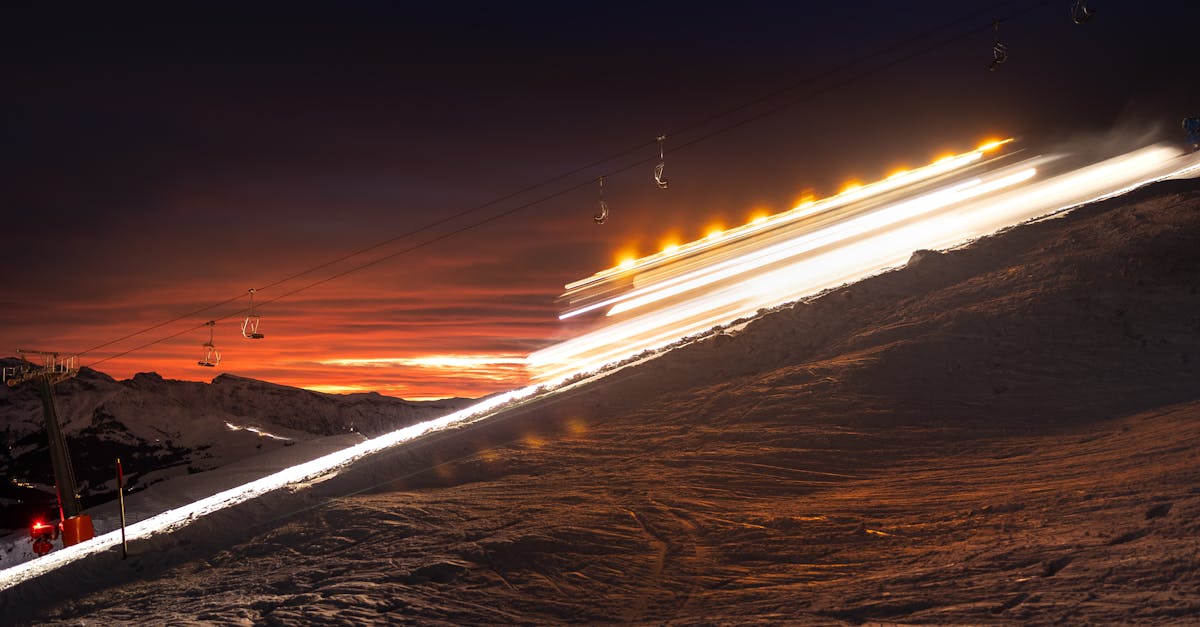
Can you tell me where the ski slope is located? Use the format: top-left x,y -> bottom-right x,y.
3,136 -> 1200,595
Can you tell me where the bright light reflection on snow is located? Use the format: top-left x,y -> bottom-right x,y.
224,422 -> 292,441
0,386 -> 541,592
4,140 -> 1199,593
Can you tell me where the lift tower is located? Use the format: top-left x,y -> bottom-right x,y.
2,349 -> 95,546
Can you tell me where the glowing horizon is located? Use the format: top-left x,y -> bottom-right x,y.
5,141 -> 1008,401
8,135 -> 1187,402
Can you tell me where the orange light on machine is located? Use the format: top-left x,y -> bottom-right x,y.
590,135 -> 1015,282
611,244 -> 640,269
792,188 -> 817,207
978,137 -> 1014,152
747,208 -> 771,225
840,180 -> 863,194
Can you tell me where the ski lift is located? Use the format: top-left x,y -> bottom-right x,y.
989,19 -> 1008,72
241,288 -> 264,339
653,135 -> 669,189
594,176 -> 609,224
198,320 -> 220,367
1071,0 -> 1094,24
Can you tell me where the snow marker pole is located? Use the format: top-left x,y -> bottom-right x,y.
117,457 -> 127,559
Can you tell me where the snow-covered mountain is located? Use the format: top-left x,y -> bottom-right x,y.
0,368 -> 473,532
5,177 -> 1200,624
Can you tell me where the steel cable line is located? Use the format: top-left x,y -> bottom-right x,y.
77,0 -> 1038,362
659,0 -> 1039,140
75,294 -> 247,360
664,0 -> 1055,158
86,179 -> 603,368
255,0 -> 1044,302
256,0 -> 1060,300
81,0 -> 1056,369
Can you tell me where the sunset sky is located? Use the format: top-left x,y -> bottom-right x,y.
2,1 -> 1197,399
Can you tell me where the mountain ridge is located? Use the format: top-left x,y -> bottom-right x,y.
0,366 -> 474,531
5,176 -> 1200,624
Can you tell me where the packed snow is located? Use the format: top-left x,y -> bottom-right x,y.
0,167 -> 1198,623
0,370 -> 473,570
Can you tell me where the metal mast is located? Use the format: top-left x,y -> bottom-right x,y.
3,350 -> 92,543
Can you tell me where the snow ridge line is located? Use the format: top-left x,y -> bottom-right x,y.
0,385 -> 543,592
0,339 -> 691,594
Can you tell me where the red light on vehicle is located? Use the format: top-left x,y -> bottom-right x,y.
30,520 -> 57,557
31,519 -> 59,539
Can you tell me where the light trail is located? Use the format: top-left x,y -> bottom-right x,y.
558,141 -> 1005,316
0,385 -> 546,592
530,140 -> 1200,383
224,422 -> 292,441
605,169 -> 1036,318
4,137 -> 1196,593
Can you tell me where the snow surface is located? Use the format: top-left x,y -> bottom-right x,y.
5,178 -> 1200,624
0,370 -> 473,569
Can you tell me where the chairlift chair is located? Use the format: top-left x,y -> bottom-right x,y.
1071,0 -> 1094,24
241,316 -> 264,340
594,177 -> 609,224
242,288 -> 265,339
989,19 -> 1008,72
198,321 -> 220,367
199,344 -> 220,367
653,135 -> 669,189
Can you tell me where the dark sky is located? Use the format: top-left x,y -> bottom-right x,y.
2,1 -> 1198,398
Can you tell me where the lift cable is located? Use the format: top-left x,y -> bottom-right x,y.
79,0 -> 1057,369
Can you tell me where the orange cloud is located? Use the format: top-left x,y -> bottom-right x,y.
0,221 -> 593,399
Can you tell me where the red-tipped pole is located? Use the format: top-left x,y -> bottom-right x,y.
116,457 -> 127,559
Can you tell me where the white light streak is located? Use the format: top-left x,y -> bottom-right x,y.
0,386 -> 544,592
8,139 -> 1196,594
224,422 -> 292,441
561,146 -> 988,295
608,168 -> 1037,318
532,142 -> 1200,382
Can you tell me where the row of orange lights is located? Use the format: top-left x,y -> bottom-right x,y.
608,138 -> 1011,270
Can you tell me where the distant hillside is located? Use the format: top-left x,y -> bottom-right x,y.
8,174 -> 1200,626
0,368 -> 472,531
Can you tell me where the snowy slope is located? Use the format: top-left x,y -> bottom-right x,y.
0,369 -> 472,532
5,178 -> 1200,624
